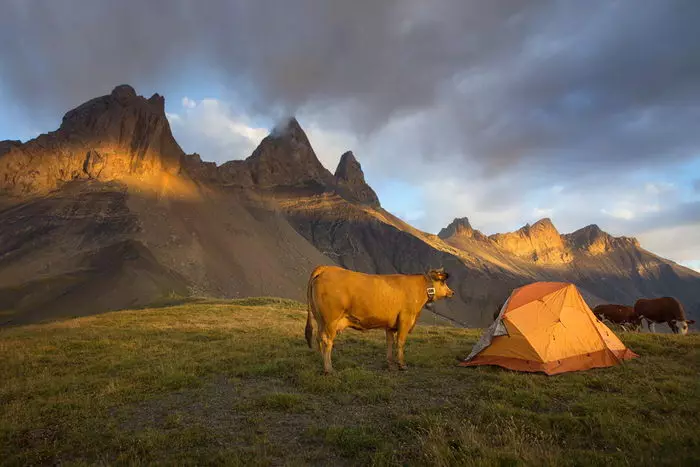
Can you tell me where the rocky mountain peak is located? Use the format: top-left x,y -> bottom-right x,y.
271,117 -> 305,138
565,224 -> 640,254
182,118 -> 381,207
438,217 -> 484,241
0,85 -> 184,195
526,218 -> 558,234
490,217 -> 572,264
335,151 -> 361,180
334,151 -> 380,207
245,117 -> 334,188
111,84 -> 137,102
147,93 -> 166,113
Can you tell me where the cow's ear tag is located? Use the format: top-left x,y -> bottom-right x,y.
427,287 -> 436,301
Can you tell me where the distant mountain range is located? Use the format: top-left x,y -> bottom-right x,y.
1,85 -> 698,326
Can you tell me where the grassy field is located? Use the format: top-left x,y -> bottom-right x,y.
1,298 -> 699,466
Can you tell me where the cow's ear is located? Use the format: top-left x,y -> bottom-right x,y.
688,320 -> 696,325
431,270 -> 448,281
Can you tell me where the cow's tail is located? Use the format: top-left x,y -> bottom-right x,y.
305,266 -> 326,349
305,279 -> 315,349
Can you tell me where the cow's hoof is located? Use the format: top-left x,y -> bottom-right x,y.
398,365 -> 408,371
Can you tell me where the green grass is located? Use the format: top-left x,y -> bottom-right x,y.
1,299 -> 699,466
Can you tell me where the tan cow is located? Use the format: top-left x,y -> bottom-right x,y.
305,265 -> 455,373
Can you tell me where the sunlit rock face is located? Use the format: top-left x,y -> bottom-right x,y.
489,218 -> 574,264
1,85 -> 699,328
0,85 -> 184,195
564,224 -> 640,255
438,217 -> 488,242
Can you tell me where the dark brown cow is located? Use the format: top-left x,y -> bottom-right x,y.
593,304 -> 642,332
305,265 -> 455,373
634,297 -> 696,335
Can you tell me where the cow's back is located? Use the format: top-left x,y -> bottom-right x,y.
634,297 -> 685,322
310,266 -> 423,328
594,304 -> 636,323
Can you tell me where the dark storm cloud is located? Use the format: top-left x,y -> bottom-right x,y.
1,0 -> 699,173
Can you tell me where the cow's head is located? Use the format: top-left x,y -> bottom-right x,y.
427,267 -> 454,299
670,319 -> 695,335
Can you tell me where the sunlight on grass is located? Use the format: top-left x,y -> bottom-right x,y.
1,299 -> 699,465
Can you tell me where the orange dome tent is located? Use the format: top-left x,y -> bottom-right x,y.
460,282 -> 638,375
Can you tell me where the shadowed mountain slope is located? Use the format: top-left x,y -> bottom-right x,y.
2,85 -> 699,326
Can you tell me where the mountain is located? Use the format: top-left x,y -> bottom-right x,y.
334,151 -> 380,207
1,85 -> 699,326
0,85 -> 182,195
438,216 -> 700,319
488,218 -> 573,264
0,86 -> 332,325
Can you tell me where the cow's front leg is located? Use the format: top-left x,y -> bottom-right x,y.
396,324 -> 411,371
386,329 -> 396,369
648,320 -> 656,333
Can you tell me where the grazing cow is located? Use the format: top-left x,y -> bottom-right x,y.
593,304 -> 642,332
634,297 -> 696,335
305,265 -> 455,373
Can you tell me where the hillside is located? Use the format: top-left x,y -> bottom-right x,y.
439,218 -> 700,318
1,300 -> 699,465
1,85 -> 699,326
0,87 -> 333,325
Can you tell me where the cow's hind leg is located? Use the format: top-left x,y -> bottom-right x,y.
314,316 -> 324,352
648,320 -> 656,333
320,329 -> 336,375
386,329 -> 396,369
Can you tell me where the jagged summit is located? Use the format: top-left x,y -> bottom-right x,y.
245,116 -> 335,187
270,117 -> 305,138
334,151 -> 360,180
112,84 -> 137,100
438,217 -> 472,238
489,217 -> 572,264
438,217 -> 487,241
1,86 -> 699,328
532,217 -> 555,228
515,218 -> 557,234
0,84 -> 184,195
334,151 -> 380,207
61,85 -> 168,131
565,224 -> 640,254
179,117 -> 382,207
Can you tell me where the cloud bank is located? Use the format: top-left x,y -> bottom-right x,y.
1,0 -> 699,264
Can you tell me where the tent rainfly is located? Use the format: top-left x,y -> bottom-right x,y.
460,282 -> 638,375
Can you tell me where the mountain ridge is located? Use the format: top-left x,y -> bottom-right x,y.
1,85 -> 698,326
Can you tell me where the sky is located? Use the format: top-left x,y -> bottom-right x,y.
1,0 -> 699,271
